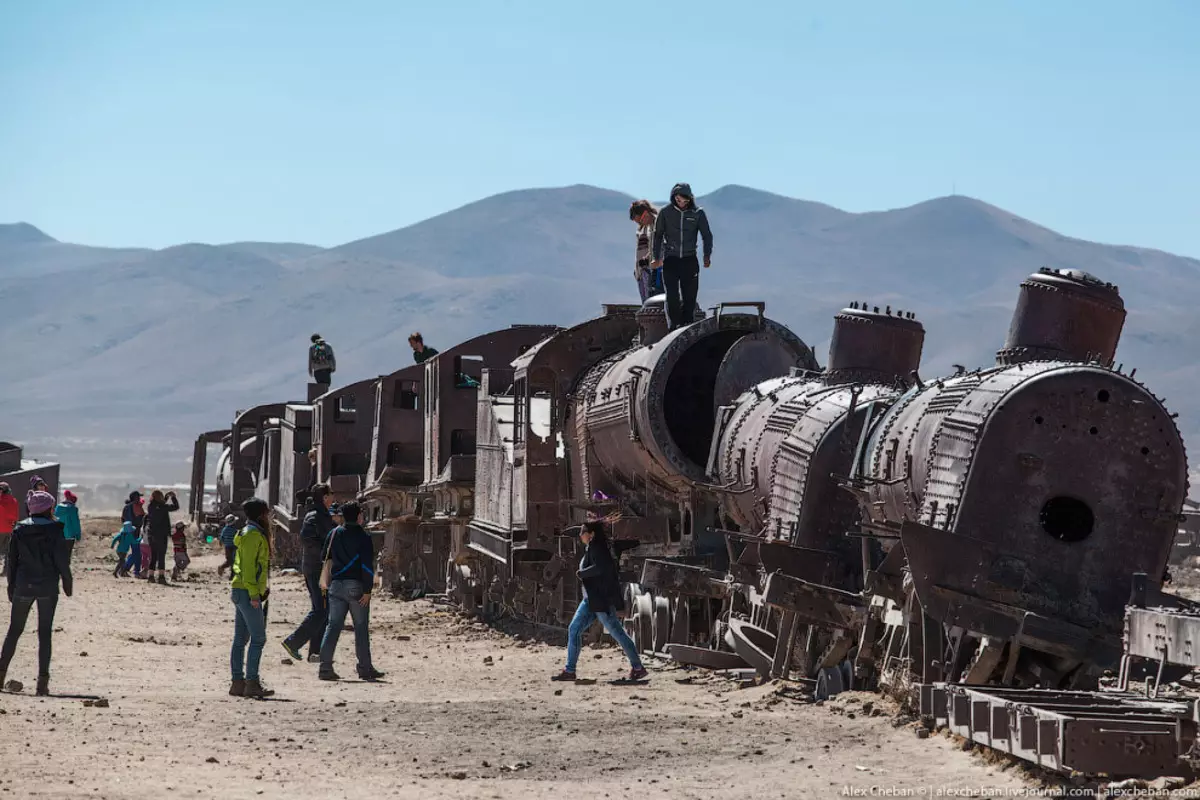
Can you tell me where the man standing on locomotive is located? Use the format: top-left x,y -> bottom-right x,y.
651,183 -> 713,331
308,334 -> 336,390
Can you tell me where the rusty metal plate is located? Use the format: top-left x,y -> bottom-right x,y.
1125,606 -> 1200,668
761,571 -> 863,629
757,542 -> 839,585
712,333 -> 805,411
640,559 -> 730,599
667,644 -> 750,670
728,618 -> 777,677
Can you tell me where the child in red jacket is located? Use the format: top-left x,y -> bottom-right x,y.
170,522 -> 191,581
0,482 -> 18,577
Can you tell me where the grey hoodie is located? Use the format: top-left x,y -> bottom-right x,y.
652,199 -> 713,262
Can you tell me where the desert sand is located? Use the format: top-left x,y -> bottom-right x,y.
0,518 -> 1035,800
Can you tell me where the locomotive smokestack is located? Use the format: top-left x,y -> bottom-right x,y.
826,305 -> 925,385
636,296 -> 670,346
996,268 -> 1126,366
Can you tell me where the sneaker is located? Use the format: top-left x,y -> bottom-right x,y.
229,679 -> 246,697
551,671 -> 577,682
242,679 -> 275,698
281,641 -> 303,662
36,675 -> 49,696
307,653 -> 321,664
358,667 -> 385,682
318,670 -> 340,682
628,667 -> 649,682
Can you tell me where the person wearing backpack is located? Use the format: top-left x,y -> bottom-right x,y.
308,334 -> 336,388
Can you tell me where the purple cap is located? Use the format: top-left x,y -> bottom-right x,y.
26,490 -> 55,515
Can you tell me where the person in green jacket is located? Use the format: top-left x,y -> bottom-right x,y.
229,497 -> 274,699
55,490 -> 82,562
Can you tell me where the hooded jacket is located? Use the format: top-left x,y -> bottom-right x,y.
111,522 -> 138,554
0,493 -> 18,535
55,501 -> 81,541
7,514 -> 73,600
231,522 -> 270,601
324,523 -> 376,593
652,184 -> 713,262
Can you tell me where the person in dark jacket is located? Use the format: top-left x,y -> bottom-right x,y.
318,502 -> 383,682
408,332 -> 438,364
144,490 -> 180,585
552,516 -> 647,683
121,491 -> 146,577
282,484 -> 335,664
309,334 -> 337,388
651,182 -> 713,331
0,490 -> 72,696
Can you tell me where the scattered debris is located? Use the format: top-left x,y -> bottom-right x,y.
500,761 -> 532,773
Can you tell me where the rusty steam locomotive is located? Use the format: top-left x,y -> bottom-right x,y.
191,266 -> 1196,775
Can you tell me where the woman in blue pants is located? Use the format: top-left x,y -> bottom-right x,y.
552,516 -> 647,682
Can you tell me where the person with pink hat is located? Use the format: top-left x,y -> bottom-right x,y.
0,490 -> 73,696
54,490 -> 82,562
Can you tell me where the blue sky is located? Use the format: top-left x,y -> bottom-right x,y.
1,0 -> 1197,255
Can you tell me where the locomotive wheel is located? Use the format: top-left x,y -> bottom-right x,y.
669,598 -> 690,646
652,596 -> 671,653
815,665 -> 845,700
634,593 -> 654,653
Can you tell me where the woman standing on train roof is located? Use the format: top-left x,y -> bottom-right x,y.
552,507 -> 647,683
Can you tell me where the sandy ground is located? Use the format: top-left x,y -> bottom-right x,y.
0,518 -> 1040,800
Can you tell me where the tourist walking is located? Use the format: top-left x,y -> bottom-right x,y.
651,183 -> 714,331
629,200 -> 663,302
229,497 -> 273,698
409,332 -> 438,364
55,490 -> 81,562
121,492 -> 146,577
318,502 -> 383,682
0,483 -> 17,577
282,483 -> 335,664
144,490 -> 180,584
0,490 -> 73,696
308,334 -> 336,389
552,514 -> 647,683
111,521 -> 137,577
216,515 -> 238,576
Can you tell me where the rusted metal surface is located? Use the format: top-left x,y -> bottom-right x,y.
1125,604 -> 1200,670
919,683 -> 1194,778
640,559 -> 730,599
997,267 -> 1126,366
580,311 -> 816,491
826,305 -> 924,386
712,332 -> 807,411
761,571 -> 864,629
728,618 -> 777,677
667,644 -> 749,670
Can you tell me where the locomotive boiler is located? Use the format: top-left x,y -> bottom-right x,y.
848,268 -> 1188,689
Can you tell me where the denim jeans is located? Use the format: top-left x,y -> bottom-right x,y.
285,568 -> 327,656
565,597 -> 642,674
230,588 -> 266,681
0,595 -> 58,678
320,579 -> 373,676
124,546 -> 141,575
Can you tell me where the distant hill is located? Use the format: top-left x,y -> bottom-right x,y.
2,186 -> 1198,483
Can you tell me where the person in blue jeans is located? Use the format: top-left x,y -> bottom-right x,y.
318,501 -> 383,682
553,515 -> 647,683
228,497 -> 273,699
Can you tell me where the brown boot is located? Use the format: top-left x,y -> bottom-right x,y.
229,679 -> 246,697
242,679 -> 274,699
36,675 -> 49,696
